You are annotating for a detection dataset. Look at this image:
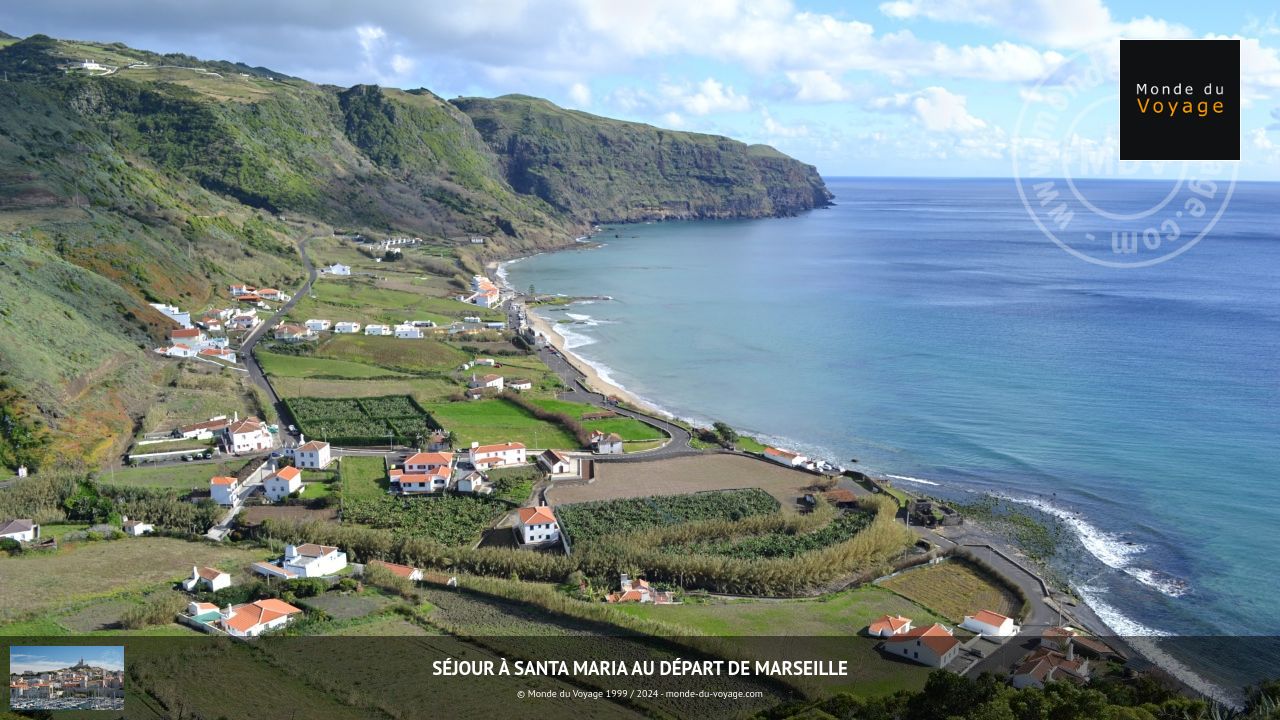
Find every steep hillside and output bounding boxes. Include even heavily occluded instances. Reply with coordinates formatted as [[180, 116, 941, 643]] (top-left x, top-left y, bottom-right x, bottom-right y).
[[454, 95, 833, 222], [0, 33, 831, 471]]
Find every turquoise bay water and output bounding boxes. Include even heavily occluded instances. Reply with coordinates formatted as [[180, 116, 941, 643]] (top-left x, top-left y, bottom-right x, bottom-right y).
[[507, 178, 1280, 690]]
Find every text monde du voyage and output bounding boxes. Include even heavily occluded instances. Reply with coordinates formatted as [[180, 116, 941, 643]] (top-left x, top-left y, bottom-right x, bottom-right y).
[[1134, 82, 1228, 118]]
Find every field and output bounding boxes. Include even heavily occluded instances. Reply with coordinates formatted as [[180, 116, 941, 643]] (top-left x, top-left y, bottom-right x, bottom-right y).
[[426, 398, 578, 448], [0, 537, 269, 622], [286, 395, 438, 445], [272, 376, 461, 404], [530, 398, 665, 441], [555, 489, 779, 545], [139, 362, 260, 435], [284, 278, 504, 330], [616, 586, 946, 696], [238, 504, 338, 525], [313, 334, 469, 373], [258, 351, 408, 379], [100, 458, 252, 490], [879, 559, 1022, 623], [343, 493, 509, 546], [550, 454, 824, 507], [302, 592, 397, 621], [339, 455, 389, 501]]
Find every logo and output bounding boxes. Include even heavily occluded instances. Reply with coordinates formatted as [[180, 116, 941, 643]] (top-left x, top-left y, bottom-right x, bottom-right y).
[[1013, 41, 1240, 268]]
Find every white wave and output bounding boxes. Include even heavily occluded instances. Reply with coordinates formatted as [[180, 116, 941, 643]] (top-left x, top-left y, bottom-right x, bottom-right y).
[[1078, 586, 1239, 707], [553, 322, 597, 350], [565, 312, 592, 322], [995, 492, 1145, 570], [884, 473, 940, 486], [1124, 567, 1191, 598]]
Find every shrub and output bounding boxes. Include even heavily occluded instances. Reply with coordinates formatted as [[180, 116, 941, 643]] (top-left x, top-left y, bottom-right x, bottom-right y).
[[121, 593, 186, 629]]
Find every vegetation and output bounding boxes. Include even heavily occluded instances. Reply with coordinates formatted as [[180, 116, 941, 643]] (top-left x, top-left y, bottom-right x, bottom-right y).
[[556, 488, 780, 545], [285, 395, 438, 446], [342, 493, 507, 546], [425, 398, 577, 448], [879, 558, 1024, 623]]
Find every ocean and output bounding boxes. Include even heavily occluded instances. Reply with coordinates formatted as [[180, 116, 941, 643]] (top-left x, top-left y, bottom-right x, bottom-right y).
[[503, 177, 1280, 694]]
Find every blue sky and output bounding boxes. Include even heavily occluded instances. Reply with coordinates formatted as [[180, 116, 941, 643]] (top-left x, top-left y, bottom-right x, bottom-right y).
[[4, 1, 1280, 178], [9, 646, 125, 673]]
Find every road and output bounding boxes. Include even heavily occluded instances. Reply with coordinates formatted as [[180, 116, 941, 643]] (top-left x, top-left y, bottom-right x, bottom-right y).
[[239, 237, 318, 443]]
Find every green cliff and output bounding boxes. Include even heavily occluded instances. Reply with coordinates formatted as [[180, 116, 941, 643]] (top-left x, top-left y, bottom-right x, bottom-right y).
[[454, 94, 833, 222]]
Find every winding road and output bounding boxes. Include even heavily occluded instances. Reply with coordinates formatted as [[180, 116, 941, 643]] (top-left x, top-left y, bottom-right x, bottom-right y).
[[239, 237, 317, 443]]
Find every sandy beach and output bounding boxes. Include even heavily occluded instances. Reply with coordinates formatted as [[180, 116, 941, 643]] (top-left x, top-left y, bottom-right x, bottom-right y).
[[523, 305, 671, 418]]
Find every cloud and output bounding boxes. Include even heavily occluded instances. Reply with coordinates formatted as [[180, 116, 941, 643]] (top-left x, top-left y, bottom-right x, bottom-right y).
[[877, 0, 1190, 48], [871, 86, 987, 132], [610, 77, 750, 117], [786, 70, 852, 102], [568, 81, 592, 107], [760, 108, 809, 138]]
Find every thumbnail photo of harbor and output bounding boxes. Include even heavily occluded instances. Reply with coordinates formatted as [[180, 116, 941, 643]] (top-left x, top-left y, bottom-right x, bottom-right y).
[[8, 645, 125, 711]]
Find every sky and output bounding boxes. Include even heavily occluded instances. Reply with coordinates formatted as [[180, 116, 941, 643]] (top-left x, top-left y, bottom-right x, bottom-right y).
[[4, 1, 1280, 179], [9, 646, 125, 673]]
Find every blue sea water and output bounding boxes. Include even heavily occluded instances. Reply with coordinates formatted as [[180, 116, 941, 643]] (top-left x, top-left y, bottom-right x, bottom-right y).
[[504, 177, 1280, 692]]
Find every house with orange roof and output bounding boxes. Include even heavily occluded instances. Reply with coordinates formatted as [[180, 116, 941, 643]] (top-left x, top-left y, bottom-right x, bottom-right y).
[[960, 609, 1019, 637], [292, 439, 332, 469], [867, 614, 914, 638], [229, 283, 257, 297], [516, 505, 559, 545], [605, 573, 675, 604], [468, 441, 526, 469], [169, 327, 206, 348], [264, 465, 303, 501], [182, 566, 232, 592], [209, 475, 241, 506], [217, 598, 303, 638], [257, 288, 289, 302], [882, 623, 962, 668], [764, 446, 808, 468], [469, 373, 504, 390], [389, 469, 452, 494], [1011, 642, 1091, 689], [367, 559, 423, 582], [589, 430, 623, 455], [404, 451, 453, 474], [223, 415, 272, 454]]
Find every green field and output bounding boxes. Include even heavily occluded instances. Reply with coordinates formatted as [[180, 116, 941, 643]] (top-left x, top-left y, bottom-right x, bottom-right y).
[[617, 586, 946, 696], [313, 334, 469, 373], [258, 351, 409, 379], [427, 399, 578, 448], [530, 398, 665, 441], [339, 456, 389, 501], [879, 559, 1022, 622], [99, 459, 252, 490], [285, 279, 505, 329]]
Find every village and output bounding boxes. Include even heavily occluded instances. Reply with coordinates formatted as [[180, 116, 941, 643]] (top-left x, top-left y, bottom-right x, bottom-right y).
[[8, 657, 125, 711]]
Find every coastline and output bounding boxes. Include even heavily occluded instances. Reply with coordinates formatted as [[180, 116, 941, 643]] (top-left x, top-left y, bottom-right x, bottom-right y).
[[491, 245, 1233, 705]]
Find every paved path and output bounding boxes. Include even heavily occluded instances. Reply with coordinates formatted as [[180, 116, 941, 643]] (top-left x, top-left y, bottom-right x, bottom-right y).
[[240, 237, 318, 443]]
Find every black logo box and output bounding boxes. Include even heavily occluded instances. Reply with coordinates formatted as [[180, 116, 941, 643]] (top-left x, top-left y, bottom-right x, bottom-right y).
[[1120, 39, 1240, 161]]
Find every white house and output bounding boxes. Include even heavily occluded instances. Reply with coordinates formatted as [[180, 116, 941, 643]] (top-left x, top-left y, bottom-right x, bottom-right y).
[[121, 516, 154, 536], [325, 263, 351, 276], [764, 447, 808, 467], [218, 598, 303, 637], [209, 476, 241, 506], [292, 440, 332, 469], [392, 470, 451, 494], [516, 505, 559, 545], [455, 470, 489, 494], [254, 543, 348, 579], [404, 451, 453, 474], [364, 324, 392, 336], [304, 319, 331, 332], [150, 303, 192, 328], [867, 614, 914, 638], [468, 441, 526, 469], [882, 623, 961, 668], [537, 449, 573, 474], [469, 373, 504, 390], [0, 519, 39, 543], [334, 321, 361, 334], [606, 574, 676, 604], [170, 327, 206, 348], [257, 288, 289, 302], [590, 431, 624, 455], [367, 559, 423, 582], [264, 466, 303, 501], [394, 324, 423, 339], [960, 609, 1019, 637], [507, 378, 533, 391], [182, 566, 232, 593], [224, 416, 272, 454], [158, 345, 198, 359], [473, 358, 497, 367], [1011, 643, 1091, 689]]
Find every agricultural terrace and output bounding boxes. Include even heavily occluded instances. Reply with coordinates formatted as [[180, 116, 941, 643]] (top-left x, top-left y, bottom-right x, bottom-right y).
[[426, 398, 578, 448], [616, 586, 946, 697], [285, 395, 438, 446], [0, 537, 269, 623], [342, 492, 509, 546], [878, 558, 1023, 623], [555, 489, 779, 546], [257, 351, 409, 379], [550, 454, 825, 507], [312, 334, 468, 374]]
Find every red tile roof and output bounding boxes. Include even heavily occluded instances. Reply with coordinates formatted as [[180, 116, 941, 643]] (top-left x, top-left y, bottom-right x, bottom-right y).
[[197, 567, 226, 580], [368, 559, 418, 578], [404, 451, 452, 467], [222, 598, 301, 633], [884, 623, 959, 655], [297, 440, 329, 452], [970, 609, 1012, 627], [868, 614, 912, 635], [273, 466, 301, 482], [210, 476, 237, 486], [517, 506, 557, 526], [472, 441, 525, 454]]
